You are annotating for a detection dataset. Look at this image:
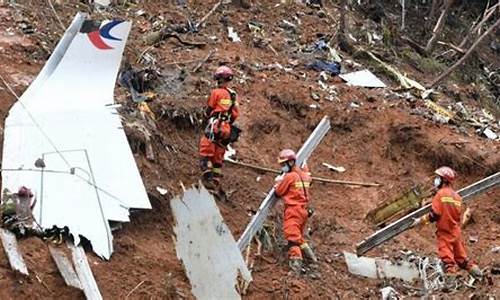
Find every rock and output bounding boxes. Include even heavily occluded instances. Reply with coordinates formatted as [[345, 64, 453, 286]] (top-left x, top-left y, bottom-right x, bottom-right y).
[[491, 264, 500, 275], [311, 92, 320, 101]]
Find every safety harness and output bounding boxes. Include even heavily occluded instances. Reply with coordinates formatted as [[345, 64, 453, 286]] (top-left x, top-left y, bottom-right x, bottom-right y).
[[295, 168, 314, 217], [204, 87, 241, 146], [293, 168, 311, 203]]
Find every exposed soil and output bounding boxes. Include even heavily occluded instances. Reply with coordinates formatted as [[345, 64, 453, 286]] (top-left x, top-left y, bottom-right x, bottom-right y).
[[0, 1, 498, 299]]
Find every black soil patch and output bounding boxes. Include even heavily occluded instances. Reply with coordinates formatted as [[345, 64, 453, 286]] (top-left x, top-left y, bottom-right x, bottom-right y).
[[248, 117, 281, 141], [385, 124, 497, 175], [268, 94, 308, 119], [331, 114, 367, 134]]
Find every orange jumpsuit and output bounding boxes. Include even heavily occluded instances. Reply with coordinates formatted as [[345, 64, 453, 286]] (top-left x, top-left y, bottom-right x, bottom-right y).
[[275, 166, 312, 260], [425, 186, 473, 273], [199, 88, 239, 177]]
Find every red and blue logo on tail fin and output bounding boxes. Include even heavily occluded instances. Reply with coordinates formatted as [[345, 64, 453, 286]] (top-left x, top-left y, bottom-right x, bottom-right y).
[[87, 20, 124, 50]]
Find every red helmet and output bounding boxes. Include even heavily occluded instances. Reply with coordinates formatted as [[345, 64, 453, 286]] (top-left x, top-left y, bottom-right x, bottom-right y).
[[435, 166, 456, 183], [277, 149, 297, 164], [17, 186, 33, 198], [214, 66, 234, 80]]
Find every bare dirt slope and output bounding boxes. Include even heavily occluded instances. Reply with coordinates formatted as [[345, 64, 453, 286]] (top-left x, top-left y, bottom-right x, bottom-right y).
[[0, 1, 498, 299]]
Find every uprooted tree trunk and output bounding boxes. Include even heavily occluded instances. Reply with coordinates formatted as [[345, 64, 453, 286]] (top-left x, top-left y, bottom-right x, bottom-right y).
[[430, 17, 500, 88], [425, 0, 454, 54]]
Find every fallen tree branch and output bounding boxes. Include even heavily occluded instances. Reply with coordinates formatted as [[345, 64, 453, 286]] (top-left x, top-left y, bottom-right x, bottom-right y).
[[425, 0, 453, 53], [437, 41, 465, 54], [195, 0, 223, 30], [226, 159, 381, 187], [192, 50, 215, 73], [430, 17, 500, 88], [33, 269, 53, 294], [125, 280, 145, 299], [143, 31, 206, 48], [47, 0, 65, 31], [401, 36, 427, 56], [458, 1, 499, 49], [361, 49, 426, 90]]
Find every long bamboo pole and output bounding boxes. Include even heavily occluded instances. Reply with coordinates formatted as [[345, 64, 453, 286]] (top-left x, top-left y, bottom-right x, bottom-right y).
[[225, 159, 381, 187]]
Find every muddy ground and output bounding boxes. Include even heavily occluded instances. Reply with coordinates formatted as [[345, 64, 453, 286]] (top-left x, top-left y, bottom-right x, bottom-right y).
[[0, 1, 498, 299]]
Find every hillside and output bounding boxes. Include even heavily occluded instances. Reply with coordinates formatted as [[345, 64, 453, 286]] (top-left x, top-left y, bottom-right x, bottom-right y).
[[0, 0, 498, 298]]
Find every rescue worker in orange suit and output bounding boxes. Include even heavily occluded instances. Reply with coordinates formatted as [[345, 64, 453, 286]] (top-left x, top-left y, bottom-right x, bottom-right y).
[[274, 149, 317, 273], [199, 66, 241, 192], [412, 166, 483, 284]]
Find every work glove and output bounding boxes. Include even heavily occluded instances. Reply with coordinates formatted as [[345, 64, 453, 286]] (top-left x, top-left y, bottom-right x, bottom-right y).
[[411, 215, 431, 228]]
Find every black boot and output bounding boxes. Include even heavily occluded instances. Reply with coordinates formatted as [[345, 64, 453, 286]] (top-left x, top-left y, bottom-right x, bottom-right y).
[[201, 171, 217, 191]]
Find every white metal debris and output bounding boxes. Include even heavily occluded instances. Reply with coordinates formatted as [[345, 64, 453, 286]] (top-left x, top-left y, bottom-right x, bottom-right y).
[[171, 185, 252, 299], [94, 0, 111, 7], [156, 186, 168, 196], [350, 101, 362, 108], [343, 252, 419, 282], [1, 13, 151, 259], [280, 20, 297, 31], [227, 27, 241, 42], [49, 245, 82, 290], [344, 252, 377, 278], [421, 89, 434, 99], [340, 70, 387, 88], [481, 127, 498, 140], [417, 256, 445, 292], [224, 144, 237, 161], [69, 243, 102, 300], [0, 228, 28, 275], [380, 286, 400, 300], [322, 162, 346, 173], [237, 116, 331, 251]]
